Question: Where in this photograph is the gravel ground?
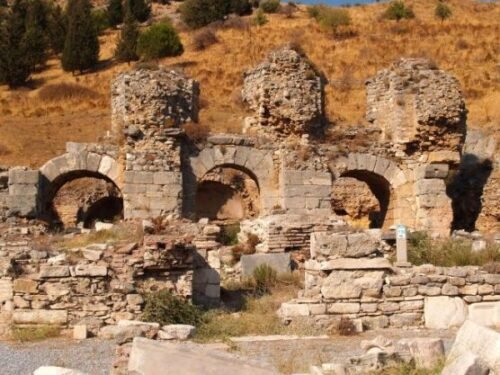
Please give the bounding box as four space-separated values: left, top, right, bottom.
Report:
0 338 115 375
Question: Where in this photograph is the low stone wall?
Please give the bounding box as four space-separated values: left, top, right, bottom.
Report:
0 222 221 337
280 231 500 330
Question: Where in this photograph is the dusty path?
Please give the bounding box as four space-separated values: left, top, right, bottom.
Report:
0 338 115 375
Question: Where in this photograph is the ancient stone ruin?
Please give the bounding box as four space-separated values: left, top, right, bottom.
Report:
0 48 498 347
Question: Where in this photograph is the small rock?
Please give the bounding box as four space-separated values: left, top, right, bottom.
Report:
159 324 196 340
73 325 87 340
95 222 114 232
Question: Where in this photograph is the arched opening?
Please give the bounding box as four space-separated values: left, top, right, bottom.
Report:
43 171 123 230
195 165 260 221
332 170 392 229
447 154 493 232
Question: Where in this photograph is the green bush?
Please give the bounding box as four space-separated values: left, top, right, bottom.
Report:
253 264 277 294
253 8 267 26
137 22 183 60
383 1 415 21
92 8 110 35
142 289 203 326
180 0 231 29
259 0 280 13
218 223 240 245
435 1 452 22
318 7 350 34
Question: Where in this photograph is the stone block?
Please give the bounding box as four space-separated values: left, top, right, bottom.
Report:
193 268 220 284
402 338 445 369
153 172 179 185
72 265 107 277
442 351 489 375
428 151 460 163
310 233 347 259
33 366 87 375
9 184 38 196
424 164 448 179
327 302 360 314
13 278 38 294
73 325 87 340
40 265 70 278
128 337 275 375
13 309 67 324
159 324 196 340
8 169 39 184
446 320 500 372
484 274 500 285
279 302 309 317
415 179 446 196
240 253 290 277
389 313 422 328
127 294 144 306
320 258 392 270
0 279 13 303
468 302 500 328
424 296 467 329
204 284 220 299
346 232 379 258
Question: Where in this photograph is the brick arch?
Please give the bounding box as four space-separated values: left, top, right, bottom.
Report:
334 153 407 228
38 151 121 217
344 153 407 189
189 145 275 189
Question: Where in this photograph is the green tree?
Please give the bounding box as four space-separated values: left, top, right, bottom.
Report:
0 0 48 87
47 4 66 54
259 0 280 14
383 0 415 21
231 0 252 16
115 6 139 62
107 0 123 27
435 1 452 22
128 0 150 22
137 21 183 60
180 0 231 29
253 8 267 26
62 0 100 74
318 7 350 34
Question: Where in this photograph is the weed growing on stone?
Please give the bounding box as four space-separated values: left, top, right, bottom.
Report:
10 325 61 342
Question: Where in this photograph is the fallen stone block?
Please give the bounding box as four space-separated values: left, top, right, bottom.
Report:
33 366 88 375
13 309 67 325
441 351 488 375
128 337 276 375
468 301 500 328
159 324 196 340
424 296 467 329
73 325 87 340
398 338 444 369
446 320 500 372
241 253 290 277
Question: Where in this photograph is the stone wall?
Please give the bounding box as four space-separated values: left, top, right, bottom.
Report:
280 230 500 330
0 221 222 337
0 167 9 218
8 167 39 218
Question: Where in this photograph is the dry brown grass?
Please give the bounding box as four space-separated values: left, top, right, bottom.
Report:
38 83 99 102
0 0 498 167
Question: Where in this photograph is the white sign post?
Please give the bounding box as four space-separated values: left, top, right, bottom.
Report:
396 224 410 267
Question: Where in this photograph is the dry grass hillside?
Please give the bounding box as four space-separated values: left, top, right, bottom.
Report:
0 0 498 167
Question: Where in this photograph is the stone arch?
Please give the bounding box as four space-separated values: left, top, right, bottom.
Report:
334 153 407 228
187 145 276 217
39 151 122 226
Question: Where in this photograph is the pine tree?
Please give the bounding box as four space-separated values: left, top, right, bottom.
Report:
107 0 123 27
47 4 66 54
115 5 139 62
129 0 150 23
62 0 100 74
24 0 49 68
0 0 33 87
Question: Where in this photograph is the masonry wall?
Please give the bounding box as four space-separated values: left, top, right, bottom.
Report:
280 231 500 330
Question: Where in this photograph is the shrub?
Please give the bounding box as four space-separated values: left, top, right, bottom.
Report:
383 1 415 21
182 122 210 143
318 8 350 34
142 289 203 326
137 22 183 60
231 0 252 16
408 232 500 267
259 0 280 14
253 264 277 294
38 83 98 102
337 317 357 336
180 0 231 29
192 27 218 51
218 223 240 245
435 1 452 22
253 8 267 26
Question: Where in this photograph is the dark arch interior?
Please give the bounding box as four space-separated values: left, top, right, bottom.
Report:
42 170 123 230
339 170 391 229
447 154 493 232
194 164 260 221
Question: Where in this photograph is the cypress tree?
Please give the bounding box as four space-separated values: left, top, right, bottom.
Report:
129 0 150 22
107 0 123 27
0 0 33 87
47 4 66 54
62 0 100 74
23 0 49 68
115 5 139 62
